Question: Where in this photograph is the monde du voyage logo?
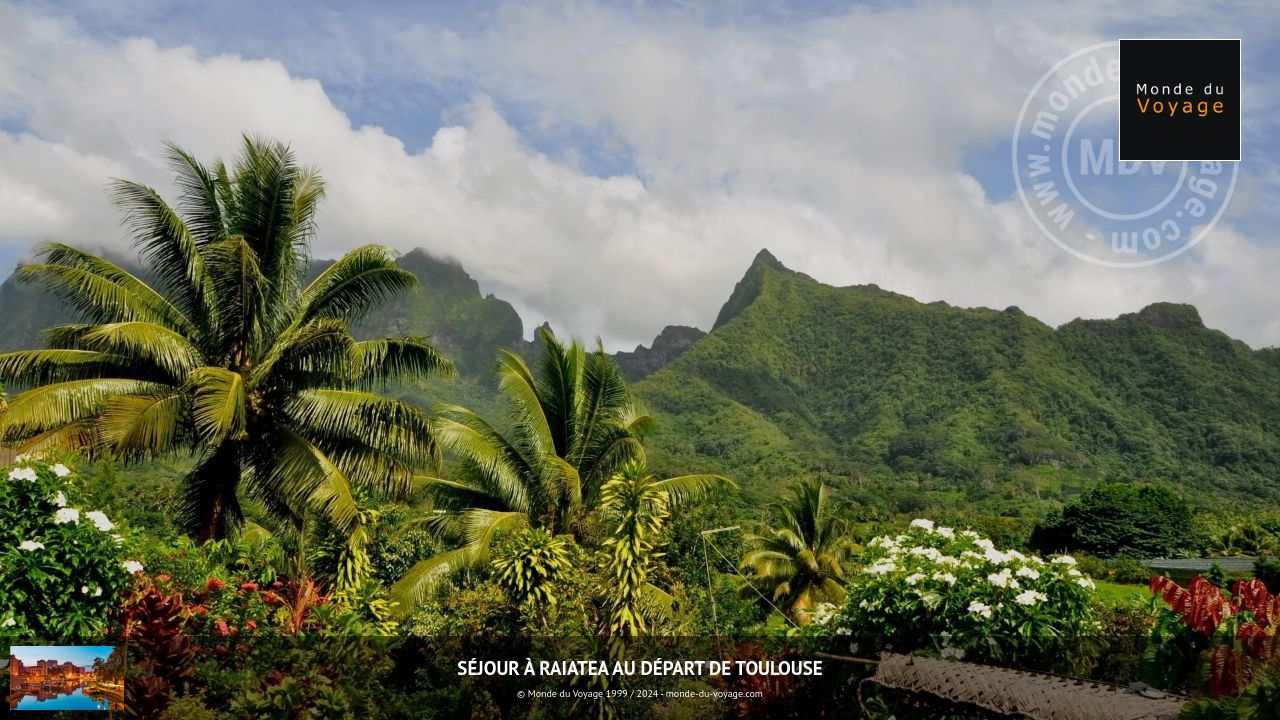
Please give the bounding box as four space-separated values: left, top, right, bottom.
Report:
1013 39 1240 267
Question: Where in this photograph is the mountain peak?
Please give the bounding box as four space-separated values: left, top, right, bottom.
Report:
1131 302 1204 330
712 249 791 330
750 248 787 272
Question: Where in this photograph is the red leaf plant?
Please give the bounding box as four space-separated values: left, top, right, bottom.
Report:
1151 575 1280 697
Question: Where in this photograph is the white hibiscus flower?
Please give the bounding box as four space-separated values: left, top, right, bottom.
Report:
54 508 80 524
84 511 115 532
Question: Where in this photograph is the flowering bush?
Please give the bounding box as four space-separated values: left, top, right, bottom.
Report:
818 519 1099 672
0 457 142 639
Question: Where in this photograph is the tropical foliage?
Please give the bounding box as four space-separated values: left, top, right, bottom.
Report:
392 327 726 611
737 478 851 624
0 137 452 541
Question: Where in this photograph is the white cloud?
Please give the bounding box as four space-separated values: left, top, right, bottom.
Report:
0 0 1278 351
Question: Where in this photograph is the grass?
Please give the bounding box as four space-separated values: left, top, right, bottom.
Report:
1094 580 1149 607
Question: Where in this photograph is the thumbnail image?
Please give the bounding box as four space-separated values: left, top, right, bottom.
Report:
8 646 124 711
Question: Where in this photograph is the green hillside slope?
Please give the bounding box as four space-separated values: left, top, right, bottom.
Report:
634 250 1280 512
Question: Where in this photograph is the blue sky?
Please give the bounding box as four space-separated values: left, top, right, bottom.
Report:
1 0 1278 348
10 645 114 669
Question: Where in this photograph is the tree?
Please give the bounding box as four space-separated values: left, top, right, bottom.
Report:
1031 483 1198 558
598 459 677 636
738 478 851 624
391 328 727 611
0 137 453 541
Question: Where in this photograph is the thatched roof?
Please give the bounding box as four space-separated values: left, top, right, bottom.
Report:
871 654 1186 720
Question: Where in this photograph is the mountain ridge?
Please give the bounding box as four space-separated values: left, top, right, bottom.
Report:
1 244 1276 513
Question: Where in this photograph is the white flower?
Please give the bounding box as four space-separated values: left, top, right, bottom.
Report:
1051 555 1077 566
1015 589 1048 606
987 570 1019 589
93 587 102 597
983 547 1009 564
1076 577 1096 590
835 627 852 636
905 573 926 586
1067 568 1082 577
866 560 898 575
80 585 89 594
1006 550 1026 562
51 491 67 507
52 464 71 478
121 560 144 574
960 530 980 538
920 591 941 608
53 508 80 525
974 539 995 551
941 646 966 660
1015 567 1040 580
14 453 31 463
18 540 44 551
8 467 37 482
936 527 955 539
909 518 935 532
84 510 114 532
111 534 124 545
967 601 993 618
2 617 14 627
932 572 957 585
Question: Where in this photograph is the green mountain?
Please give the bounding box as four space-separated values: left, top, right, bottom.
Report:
0 248 524 415
614 325 707 381
3 244 1278 518
632 250 1280 513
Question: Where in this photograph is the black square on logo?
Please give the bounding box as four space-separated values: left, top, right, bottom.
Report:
1119 39 1240 161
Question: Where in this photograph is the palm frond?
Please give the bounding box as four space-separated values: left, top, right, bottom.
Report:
0 378 168 443
0 349 131 387
186 367 246 445
651 473 734 508
76 322 203 381
389 547 474 616
293 245 417 325
97 392 188 463
108 179 214 328
351 337 456 386
287 388 439 468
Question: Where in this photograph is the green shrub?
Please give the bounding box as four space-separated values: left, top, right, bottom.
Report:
0 458 142 639
820 520 1099 673
1256 556 1280 589
1031 483 1198 558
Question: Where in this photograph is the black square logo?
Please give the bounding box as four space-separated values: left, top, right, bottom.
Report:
1120 39 1240 161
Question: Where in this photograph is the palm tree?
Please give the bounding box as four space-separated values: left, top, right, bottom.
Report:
392 327 728 611
738 478 851 624
0 137 453 541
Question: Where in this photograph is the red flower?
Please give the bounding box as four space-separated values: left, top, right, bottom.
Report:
205 577 226 592
271 581 284 589
191 605 209 615
215 620 229 637
240 581 259 592
154 574 171 582
245 620 258 631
